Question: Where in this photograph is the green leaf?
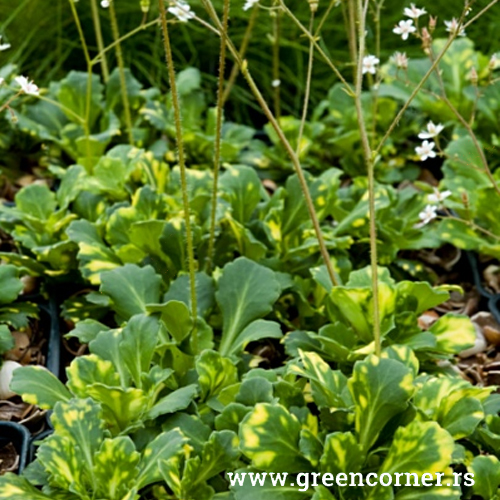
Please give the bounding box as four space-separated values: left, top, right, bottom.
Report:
146 384 198 420
95 437 141 500
120 314 160 387
216 258 281 356
220 165 262 223
348 355 414 451
137 429 188 489
164 272 215 318
240 403 313 473
320 432 363 476
66 354 121 397
380 421 454 477
0 474 51 499
469 455 500 499
289 350 350 409
100 264 161 321
229 319 282 357
0 265 22 305
429 314 475 355
51 398 105 478
86 384 146 432
11 366 72 410
66 219 122 285
235 377 274 406
196 350 239 403
36 434 86 494
147 300 193 343
15 184 57 220
65 319 109 344
0 325 14 353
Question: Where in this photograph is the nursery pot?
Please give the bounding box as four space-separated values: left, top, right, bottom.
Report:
0 421 31 475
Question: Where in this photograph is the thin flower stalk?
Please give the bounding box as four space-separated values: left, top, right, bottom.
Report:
158 0 198 348
296 13 315 157
272 11 282 120
198 0 340 287
108 0 135 145
427 45 500 197
222 6 258 105
67 0 93 165
351 0 381 356
90 0 110 82
206 0 230 274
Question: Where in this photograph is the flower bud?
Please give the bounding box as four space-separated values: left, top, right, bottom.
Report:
490 54 498 71
308 0 318 13
469 66 478 86
429 16 437 33
140 0 150 12
421 28 432 53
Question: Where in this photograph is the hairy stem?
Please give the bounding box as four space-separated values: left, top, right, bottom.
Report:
272 11 282 120
67 0 93 164
91 18 161 65
207 0 231 273
90 0 110 82
296 14 315 156
109 0 134 145
158 0 198 347
222 6 258 105
429 48 500 197
199 0 339 287
352 0 381 355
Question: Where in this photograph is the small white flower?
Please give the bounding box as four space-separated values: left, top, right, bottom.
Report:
415 140 436 161
418 121 445 140
168 1 195 21
271 79 281 88
243 0 259 10
14 76 39 96
0 78 4 85
391 51 409 69
490 54 499 70
404 4 426 19
417 204 438 227
445 18 466 37
428 187 452 204
0 36 10 52
362 55 380 75
393 19 416 40
101 0 110 7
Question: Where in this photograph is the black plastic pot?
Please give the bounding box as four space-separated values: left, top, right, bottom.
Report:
0 421 31 474
466 251 500 324
40 299 61 380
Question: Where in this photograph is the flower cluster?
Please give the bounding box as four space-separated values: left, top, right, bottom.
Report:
393 4 426 41
415 121 444 161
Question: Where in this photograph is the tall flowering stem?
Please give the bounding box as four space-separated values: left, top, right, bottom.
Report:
158 0 199 349
109 0 135 145
296 13 315 156
67 0 93 165
206 0 231 273
90 0 110 82
272 11 282 119
351 0 381 356
199 0 339 287
221 6 258 105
